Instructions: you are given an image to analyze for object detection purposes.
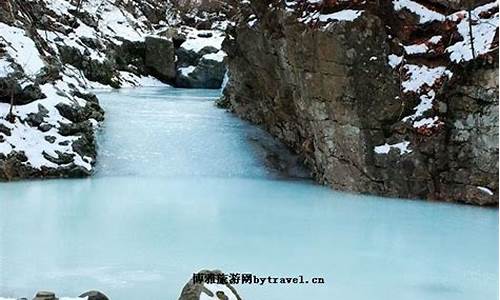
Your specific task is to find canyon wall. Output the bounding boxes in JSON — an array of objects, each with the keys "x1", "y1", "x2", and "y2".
[{"x1": 222, "y1": 0, "x2": 499, "y2": 205}]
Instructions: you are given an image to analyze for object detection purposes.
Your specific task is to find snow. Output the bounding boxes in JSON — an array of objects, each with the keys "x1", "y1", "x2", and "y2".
[
  {"x1": 412, "y1": 116, "x2": 440, "y2": 128},
  {"x1": 0, "y1": 58, "x2": 14, "y2": 77},
  {"x1": 393, "y1": 0, "x2": 445, "y2": 24},
  {"x1": 403, "y1": 90, "x2": 435, "y2": 122},
  {"x1": 200, "y1": 284, "x2": 238, "y2": 300},
  {"x1": 0, "y1": 0, "x2": 197, "y2": 175},
  {"x1": 202, "y1": 51, "x2": 226, "y2": 62},
  {"x1": 404, "y1": 43, "x2": 429, "y2": 55},
  {"x1": 180, "y1": 29, "x2": 225, "y2": 52},
  {"x1": 0, "y1": 80, "x2": 99, "y2": 171},
  {"x1": 374, "y1": 141, "x2": 412, "y2": 155},
  {"x1": 179, "y1": 66, "x2": 196, "y2": 76},
  {"x1": 399, "y1": 64, "x2": 452, "y2": 128},
  {"x1": 391, "y1": 3, "x2": 498, "y2": 131},
  {"x1": 318, "y1": 10, "x2": 364, "y2": 22},
  {"x1": 395, "y1": 1, "x2": 498, "y2": 62},
  {"x1": 39, "y1": 29, "x2": 107, "y2": 63},
  {"x1": 117, "y1": 71, "x2": 169, "y2": 88},
  {"x1": 477, "y1": 186, "x2": 494, "y2": 195},
  {"x1": 428, "y1": 35, "x2": 442, "y2": 44},
  {"x1": 446, "y1": 2, "x2": 499, "y2": 62},
  {"x1": 388, "y1": 54, "x2": 403, "y2": 68},
  {"x1": 0, "y1": 22, "x2": 45, "y2": 75},
  {"x1": 402, "y1": 65, "x2": 452, "y2": 93},
  {"x1": 94, "y1": 1, "x2": 145, "y2": 42},
  {"x1": 248, "y1": 18, "x2": 258, "y2": 27}
]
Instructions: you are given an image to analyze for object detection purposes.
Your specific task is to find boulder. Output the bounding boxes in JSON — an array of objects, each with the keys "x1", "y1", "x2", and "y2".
[
  {"x1": 115, "y1": 40, "x2": 147, "y2": 74},
  {"x1": 33, "y1": 291, "x2": 57, "y2": 300},
  {"x1": 26, "y1": 104, "x2": 49, "y2": 127},
  {"x1": 178, "y1": 270, "x2": 243, "y2": 300},
  {"x1": 0, "y1": 79, "x2": 45, "y2": 106},
  {"x1": 79, "y1": 290, "x2": 109, "y2": 300},
  {"x1": 144, "y1": 36, "x2": 176, "y2": 82}
]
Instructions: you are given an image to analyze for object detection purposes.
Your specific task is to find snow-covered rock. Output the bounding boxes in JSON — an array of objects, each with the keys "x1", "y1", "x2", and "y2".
[
  {"x1": 175, "y1": 27, "x2": 227, "y2": 88},
  {"x1": 0, "y1": 0, "x2": 232, "y2": 180},
  {"x1": 222, "y1": 0, "x2": 499, "y2": 205},
  {"x1": 178, "y1": 270, "x2": 243, "y2": 300}
]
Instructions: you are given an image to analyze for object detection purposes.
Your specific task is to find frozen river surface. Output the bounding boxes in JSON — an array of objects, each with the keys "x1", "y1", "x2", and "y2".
[{"x1": 0, "y1": 87, "x2": 497, "y2": 300}]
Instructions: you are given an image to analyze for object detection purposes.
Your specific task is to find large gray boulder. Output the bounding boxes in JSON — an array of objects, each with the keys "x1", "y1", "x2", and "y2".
[
  {"x1": 145, "y1": 36, "x2": 176, "y2": 82},
  {"x1": 33, "y1": 291, "x2": 57, "y2": 300}
]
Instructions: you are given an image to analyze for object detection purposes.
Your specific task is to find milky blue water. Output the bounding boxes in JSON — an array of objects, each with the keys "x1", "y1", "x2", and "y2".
[{"x1": 0, "y1": 87, "x2": 498, "y2": 300}]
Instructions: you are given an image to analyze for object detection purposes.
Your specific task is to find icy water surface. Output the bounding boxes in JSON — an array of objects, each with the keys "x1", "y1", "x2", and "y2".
[{"x1": 0, "y1": 87, "x2": 498, "y2": 300}]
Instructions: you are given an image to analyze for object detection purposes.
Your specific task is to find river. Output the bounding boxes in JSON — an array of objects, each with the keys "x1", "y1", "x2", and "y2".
[{"x1": 0, "y1": 87, "x2": 497, "y2": 300}]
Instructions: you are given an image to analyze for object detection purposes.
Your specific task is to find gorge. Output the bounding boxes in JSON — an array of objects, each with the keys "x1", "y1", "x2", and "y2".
[
  {"x1": 0, "y1": 1, "x2": 499, "y2": 299},
  {"x1": 0, "y1": 87, "x2": 497, "y2": 300},
  {"x1": 0, "y1": 0, "x2": 497, "y2": 205}
]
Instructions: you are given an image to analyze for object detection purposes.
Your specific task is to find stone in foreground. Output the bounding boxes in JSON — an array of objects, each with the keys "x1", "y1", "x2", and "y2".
[{"x1": 179, "y1": 270, "x2": 242, "y2": 300}]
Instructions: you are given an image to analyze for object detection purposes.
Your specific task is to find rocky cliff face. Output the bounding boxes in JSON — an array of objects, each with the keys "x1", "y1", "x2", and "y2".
[{"x1": 222, "y1": 0, "x2": 499, "y2": 205}]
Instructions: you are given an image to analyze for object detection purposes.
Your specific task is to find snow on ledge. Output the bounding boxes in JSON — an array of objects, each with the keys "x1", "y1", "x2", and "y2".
[
  {"x1": 179, "y1": 66, "x2": 196, "y2": 77},
  {"x1": 202, "y1": 51, "x2": 226, "y2": 62},
  {"x1": 319, "y1": 10, "x2": 364, "y2": 22},
  {"x1": 392, "y1": 0, "x2": 445, "y2": 24},
  {"x1": 117, "y1": 71, "x2": 169, "y2": 88},
  {"x1": 477, "y1": 186, "x2": 494, "y2": 196},
  {"x1": 374, "y1": 141, "x2": 412, "y2": 155},
  {"x1": 402, "y1": 65, "x2": 452, "y2": 93},
  {"x1": 446, "y1": 2, "x2": 499, "y2": 62},
  {"x1": 180, "y1": 28, "x2": 225, "y2": 53}
]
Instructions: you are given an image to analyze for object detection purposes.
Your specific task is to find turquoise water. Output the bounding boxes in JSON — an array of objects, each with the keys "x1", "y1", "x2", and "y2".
[{"x1": 0, "y1": 87, "x2": 498, "y2": 300}]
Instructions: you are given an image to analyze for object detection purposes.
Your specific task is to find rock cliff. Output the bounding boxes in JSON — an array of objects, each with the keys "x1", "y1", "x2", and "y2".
[{"x1": 222, "y1": 0, "x2": 499, "y2": 205}]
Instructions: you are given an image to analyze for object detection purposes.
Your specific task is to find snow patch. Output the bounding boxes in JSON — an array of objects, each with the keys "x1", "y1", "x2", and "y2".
[
  {"x1": 446, "y1": 3, "x2": 499, "y2": 62},
  {"x1": 393, "y1": 0, "x2": 445, "y2": 24},
  {"x1": 375, "y1": 141, "x2": 412, "y2": 155},
  {"x1": 477, "y1": 186, "x2": 494, "y2": 195},
  {"x1": 319, "y1": 10, "x2": 364, "y2": 22},
  {"x1": 0, "y1": 22, "x2": 45, "y2": 75}
]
